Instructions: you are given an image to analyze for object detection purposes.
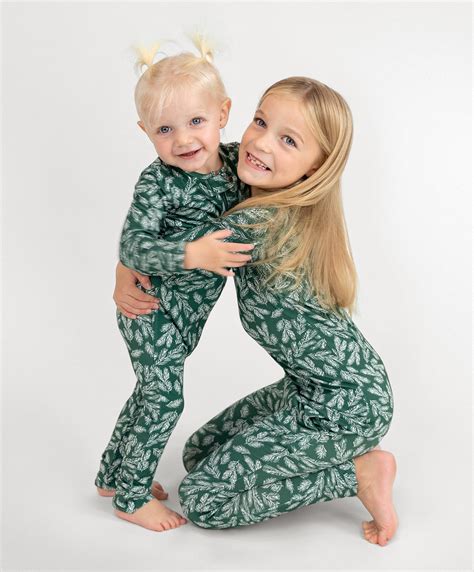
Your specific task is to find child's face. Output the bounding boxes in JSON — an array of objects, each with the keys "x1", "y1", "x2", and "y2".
[
  {"x1": 237, "y1": 94, "x2": 323, "y2": 192},
  {"x1": 139, "y1": 89, "x2": 231, "y2": 174}
]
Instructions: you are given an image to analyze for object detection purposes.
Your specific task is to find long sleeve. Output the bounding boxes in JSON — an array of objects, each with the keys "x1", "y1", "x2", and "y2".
[{"x1": 119, "y1": 166, "x2": 187, "y2": 275}]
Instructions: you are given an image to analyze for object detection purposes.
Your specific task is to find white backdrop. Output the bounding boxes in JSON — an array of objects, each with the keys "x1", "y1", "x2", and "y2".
[{"x1": 2, "y1": 1, "x2": 472, "y2": 570}]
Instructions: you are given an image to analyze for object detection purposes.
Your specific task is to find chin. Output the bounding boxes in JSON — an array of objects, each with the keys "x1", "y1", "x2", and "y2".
[{"x1": 237, "y1": 166, "x2": 263, "y2": 186}]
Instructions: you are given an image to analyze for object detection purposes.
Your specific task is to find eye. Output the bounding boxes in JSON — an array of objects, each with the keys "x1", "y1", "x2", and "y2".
[
  {"x1": 191, "y1": 117, "x2": 204, "y2": 125},
  {"x1": 254, "y1": 117, "x2": 266, "y2": 127},
  {"x1": 283, "y1": 135, "x2": 297, "y2": 148},
  {"x1": 158, "y1": 126, "x2": 171, "y2": 134}
]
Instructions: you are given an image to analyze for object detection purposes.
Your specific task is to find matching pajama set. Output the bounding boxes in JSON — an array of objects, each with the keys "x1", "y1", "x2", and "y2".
[
  {"x1": 172, "y1": 206, "x2": 394, "y2": 529},
  {"x1": 94, "y1": 142, "x2": 248, "y2": 513}
]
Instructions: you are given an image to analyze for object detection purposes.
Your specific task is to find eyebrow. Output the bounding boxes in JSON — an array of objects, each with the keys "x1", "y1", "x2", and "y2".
[{"x1": 255, "y1": 108, "x2": 305, "y2": 144}]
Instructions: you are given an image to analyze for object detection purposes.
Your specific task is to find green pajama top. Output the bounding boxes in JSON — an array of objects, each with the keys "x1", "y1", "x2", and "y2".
[
  {"x1": 119, "y1": 142, "x2": 246, "y2": 276},
  {"x1": 95, "y1": 142, "x2": 249, "y2": 513},
  {"x1": 170, "y1": 206, "x2": 394, "y2": 528}
]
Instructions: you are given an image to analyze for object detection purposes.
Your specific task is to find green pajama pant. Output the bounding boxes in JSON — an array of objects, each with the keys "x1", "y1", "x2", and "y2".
[
  {"x1": 172, "y1": 206, "x2": 394, "y2": 529},
  {"x1": 178, "y1": 375, "x2": 388, "y2": 529},
  {"x1": 95, "y1": 271, "x2": 225, "y2": 513}
]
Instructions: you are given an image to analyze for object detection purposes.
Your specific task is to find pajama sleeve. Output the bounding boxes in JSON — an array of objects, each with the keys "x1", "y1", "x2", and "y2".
[{"x1": 119, "y1": 166, "x2": 187, "y2": 275}]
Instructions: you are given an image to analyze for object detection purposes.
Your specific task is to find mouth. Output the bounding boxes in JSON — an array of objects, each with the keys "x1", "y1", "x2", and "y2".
[
  {"x1": 177, "y1": 148, "x2": 202, "y2": 159},
  {"x1": 246, "y1": 152, "x2": 271, "y2": 172}
]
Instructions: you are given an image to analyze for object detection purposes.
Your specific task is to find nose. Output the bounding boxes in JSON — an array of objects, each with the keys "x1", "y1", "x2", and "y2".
[
  {"x1": 174, "y1": 128, "x2": 193, "y2": 147},
  {"x1": 254, "y1": 132, "x2": 271, "y2": 154}
]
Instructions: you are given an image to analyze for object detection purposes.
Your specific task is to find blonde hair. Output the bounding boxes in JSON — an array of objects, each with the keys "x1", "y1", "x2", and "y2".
[
  {"x1": 133, "y1": 34, "x2": 228, "y2": 125},
  {"x1": 230, "y1": 77, "x2": 358, "y2": 314}
]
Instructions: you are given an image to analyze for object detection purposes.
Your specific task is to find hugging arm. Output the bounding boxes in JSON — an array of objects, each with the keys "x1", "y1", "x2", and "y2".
[
  {"x1": 115, "y1": 207, "x2": 265, "y2": 317},
  {"x1": 119, "y1": 166, "x2": 187, "y2": 275}
]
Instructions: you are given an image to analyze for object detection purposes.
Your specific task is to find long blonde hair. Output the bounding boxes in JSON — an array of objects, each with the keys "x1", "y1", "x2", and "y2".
[
  {"x1": 133, "y1": 34, "x2": 228, "y2": 125},
  {"x1": 230, "y1": 77, "x2": 358, "y2": 314}
]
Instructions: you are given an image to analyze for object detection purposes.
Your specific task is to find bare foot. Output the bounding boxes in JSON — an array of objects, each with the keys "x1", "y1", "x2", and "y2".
[
  {"x1": 114, "y1": 498, "x2": 187, "y2": 532},
  {"x1": 354, "y1": 449, "x2": 398, "y2": 546},
  {"x1": 96, "y1": 481, "x2": 168, "y2": 501}
]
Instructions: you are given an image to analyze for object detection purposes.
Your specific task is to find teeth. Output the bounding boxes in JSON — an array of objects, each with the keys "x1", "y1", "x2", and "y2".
[{"x1": 248, "y1": 153, "x2": 268, "y2": 170}]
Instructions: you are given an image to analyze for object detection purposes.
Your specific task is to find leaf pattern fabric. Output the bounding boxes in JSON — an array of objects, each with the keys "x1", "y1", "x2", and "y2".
[
  {"x1": 175, "y1": 206, "x2": 394, "y2": 528},
  {"x1": 94, "y1": 142, "x2": 249, "y2": 513}
]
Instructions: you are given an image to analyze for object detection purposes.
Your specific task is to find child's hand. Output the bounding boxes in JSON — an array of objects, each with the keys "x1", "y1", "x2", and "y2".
[
  {"x1": 114, "y1": 261, "x2": 160, "y2": 319},
  {"x1": 183, "y1": 229, "x2": 255, "y2": 277}
]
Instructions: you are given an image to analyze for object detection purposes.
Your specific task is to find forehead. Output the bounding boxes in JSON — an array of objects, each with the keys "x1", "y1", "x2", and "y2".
[
  {"x1": 147, "y1": 86, "x2": 220, "y2": 125},
  {"x1": 259, "y1": 94, "x2": 311, "y2": 134}
]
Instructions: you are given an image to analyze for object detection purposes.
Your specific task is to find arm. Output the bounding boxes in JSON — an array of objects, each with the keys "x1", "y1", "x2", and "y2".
[
  {"x1": 119, "y1": 165, "x2": 186, "y2": 275},
  {"x1": 183, "y1": 207, "x2": 268, "y2": 275}
]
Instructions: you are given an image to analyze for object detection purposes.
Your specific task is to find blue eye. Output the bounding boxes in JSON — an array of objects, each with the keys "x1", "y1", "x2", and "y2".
[
  {"x1": 254, "y1": 117, "x2": 266, "y2": 127},
  {"x1": 191, "y1": 117, "x2": 203, "y2": 125},
  {"x1": 283, "y1": 135, "x2": 296, "y2": 147},
  {"x1": 158, "y1": 126, "x2": 171, "y2": 134}
]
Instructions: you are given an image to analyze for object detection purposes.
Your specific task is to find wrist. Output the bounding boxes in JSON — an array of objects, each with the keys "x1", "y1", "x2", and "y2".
[{"x1": 183, "y1": 242, "x2": 197, "y2": 270}]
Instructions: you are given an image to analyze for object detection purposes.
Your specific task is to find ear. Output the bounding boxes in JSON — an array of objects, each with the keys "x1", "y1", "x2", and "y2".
[
  {"x1": 219, "y1": 98, "x2": 232, "y2": 128},
  {"x1": 305, "y1": 153, "x2": 325, "y2": 178},
  {"x1": 137, "y1": 120, "x2": 146, "y2": 133}
]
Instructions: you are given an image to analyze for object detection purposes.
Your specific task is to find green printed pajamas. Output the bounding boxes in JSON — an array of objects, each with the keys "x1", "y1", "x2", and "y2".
[
  {"x1": 176, "y1": 207, "x2": 394, "y2": 528},
  {"x1": 95, "y1": 143, "x2": 248, "y2": 513}
]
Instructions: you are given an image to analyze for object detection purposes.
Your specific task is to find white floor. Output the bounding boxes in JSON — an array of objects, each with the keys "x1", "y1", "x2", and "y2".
[{"x1": 2, "y1": 402, "x2": 472, "y2": 571}]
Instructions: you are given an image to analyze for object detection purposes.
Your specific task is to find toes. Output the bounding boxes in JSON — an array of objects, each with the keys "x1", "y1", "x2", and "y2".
[
  {"x1": 362, "y1": 521, "x2": 379, "y2": 544},
  {"x1": 151, "y1": 483, "x2": 168, "y2": 500}
]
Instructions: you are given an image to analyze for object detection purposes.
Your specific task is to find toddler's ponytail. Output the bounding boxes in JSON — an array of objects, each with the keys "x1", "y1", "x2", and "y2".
[
  {"x1": 134, "y1": 42, "x2": 162, "y2": 75},
  {"x1": 190, "y1": 32, "x2": 215, "y2": 63}
]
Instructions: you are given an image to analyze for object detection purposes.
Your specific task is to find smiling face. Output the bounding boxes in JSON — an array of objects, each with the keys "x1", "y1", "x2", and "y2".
[
  {"x1": 237, "y1": 94, "x2": 324, "y2": 193},
  {"x1": 139, "y1": 87, "x2": 231, "y2": 174}
]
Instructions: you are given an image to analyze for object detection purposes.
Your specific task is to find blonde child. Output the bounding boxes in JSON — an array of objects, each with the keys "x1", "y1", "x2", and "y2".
[
  {"x1": 115, "y1": 77, "x2": 398, "y2": 545},
  {"x1": 94, "y1": 36, "x2": 252, "y2": 532}
]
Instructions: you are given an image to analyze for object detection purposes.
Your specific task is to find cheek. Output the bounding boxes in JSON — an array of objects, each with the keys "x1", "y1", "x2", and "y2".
[
  {"x1": 240, "y1": 127, "x2": 253, "y2": 148},
  {"x1": 153, "y1": 138, "x2": 172, "y2": 155}
]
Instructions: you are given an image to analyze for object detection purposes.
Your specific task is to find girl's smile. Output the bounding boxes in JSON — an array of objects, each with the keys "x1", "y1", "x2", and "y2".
[
  {"x1": 237, "y1": 93, "x2": 324, "y2": 191},
  {"x1": 245, "y1": 151, "x2": 271, "y2": 171},
  {"x1": 178, "y1": 148, "x2": 203, "y2": 159}
]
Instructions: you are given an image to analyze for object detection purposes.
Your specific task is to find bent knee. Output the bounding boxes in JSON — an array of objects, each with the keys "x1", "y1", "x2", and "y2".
[{"x1": 178, "y1": 475, "x2": 227, "y2": 529}]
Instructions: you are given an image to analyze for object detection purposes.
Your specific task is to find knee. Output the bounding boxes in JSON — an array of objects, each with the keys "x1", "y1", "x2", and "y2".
[{"x1": 178, "y1": 475, "x2": 211, "y2": 529}]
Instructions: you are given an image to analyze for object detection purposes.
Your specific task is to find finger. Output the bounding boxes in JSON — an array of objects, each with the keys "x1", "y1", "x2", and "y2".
[
  {"x1": 116, "y1": 305, "x2": 137, "y2": 319},
  {"x1": 226, "y1": 254, "x2": 252, "y2": 264},
  {"x1": 127, "y1": 290, "x2": 160, "y2": 303},
  {"x1": 223, "y1": 242, "x2": 255, "y2": 252},
  {"x1": 224, "y1": 261, "x2": 248, "y2": 268},
  {"x1": 209, "y1": 229, "x2": 233, "y2": 239},
  {"x1": 120, "y1": 301, "x2": 154, "y2": 315},
  {"x1": 124, "y1": 295, "x2": 159, "y2": 310},
  {"x1": 216, "y1": 269, "x2": 235, "y2": 277},
  {"x1": 136, "y1": 275, "x2": 152, "y2": 290}
]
